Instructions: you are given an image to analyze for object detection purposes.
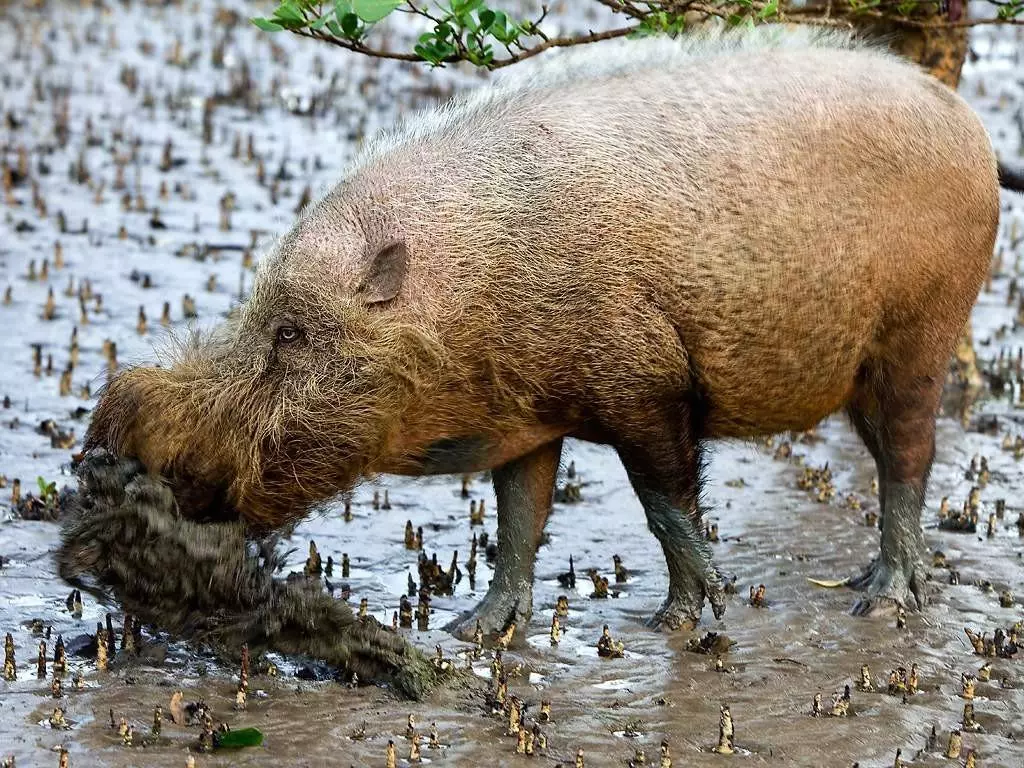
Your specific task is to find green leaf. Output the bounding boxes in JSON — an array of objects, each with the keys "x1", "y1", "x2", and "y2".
[
  {"x1": 489, "y1": 11, "x2": 523, "y2": 44},
  {"x1": 997, "y1": 0, "x2": 1023, "y2": 17},
  {"x1": 352, "y1": 0, "x2": 402, "y2": 23},
  {"x1": 414, "y1": 42, "x2": 444, "y2": 64},
  {"x1": 460, "y1": 13, "x2": 479, "y2": 33},
  {"x1": 334, "y1": 0, "x2": 353, "y2": 15},
  {"x1": 757, "y1": 0, "x2": 779, "y2": 20},
  {"x1": 35, "y1": 476, "x2": 56, "y2": 503},
  {"x1": 465, "y1": 33, "x2": 493, "y2": 65},
  {"x1": 341, "y1": 12, "x2": 360, "y2": 35},
  {"x1": 272, "y1": 1, "x2": 307, "y2": 26},
  {"x1": 414, "y1": 34, "x2": 456, "y2": 64},
  {"x1": 478, "y1": 8, "x2": 495, "y2": 30},
  {"x1": 250, "y1": 16, "x2": 284, "y2": 31},
  {"x1": 214, "y1": 727, "x2": 265, "y2": 749},
  {"x1": 326, "y1": 17, "x2": 344, "y2": 35}
]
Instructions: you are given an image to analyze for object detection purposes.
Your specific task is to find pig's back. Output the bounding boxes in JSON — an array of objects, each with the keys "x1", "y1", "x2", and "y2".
[
  {"x1": 347, "y1": 30, "x2": 998, "y2": 436},
  {"x1": 454, "y1": 41, "x2": 998, "y2": 434}
]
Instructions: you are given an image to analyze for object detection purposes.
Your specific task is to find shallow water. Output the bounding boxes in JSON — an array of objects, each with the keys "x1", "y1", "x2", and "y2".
[{"x1": 1, "y1": 2, "x2": 1024, "y2": 766}]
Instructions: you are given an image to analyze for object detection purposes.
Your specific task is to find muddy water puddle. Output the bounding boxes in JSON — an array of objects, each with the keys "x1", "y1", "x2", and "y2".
[
  {"x1": 2, "y1": 1, "x2": 1024, "y2": 766},
  {"x1": 6, "y1": 428, "x2": 1024, "y2": 768}
]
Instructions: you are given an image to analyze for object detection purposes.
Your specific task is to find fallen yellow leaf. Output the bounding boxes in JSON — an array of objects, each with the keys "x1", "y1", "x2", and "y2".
[{"x1": 806, "y1": 577, "x2": 850, "y2": 588}]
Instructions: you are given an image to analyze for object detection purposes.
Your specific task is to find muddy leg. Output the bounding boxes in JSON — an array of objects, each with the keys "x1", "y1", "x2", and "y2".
[
  {"x1": 447, "y1": 439, "x2": 562, "y2": 642},
  {"x1": 849, "y1": 367, "x2": 937, "y2": 615},
  {"x1": 846, "y1": 381, "x2": 888, "y2": 522},
  {"x1": 617, "y1": 428, "x2": 725, "y2": 631}
]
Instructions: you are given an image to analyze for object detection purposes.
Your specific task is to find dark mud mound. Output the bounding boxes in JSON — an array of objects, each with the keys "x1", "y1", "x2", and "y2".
[{"x1": 54, "y1": 451, "x2": 443, "y2": 700}]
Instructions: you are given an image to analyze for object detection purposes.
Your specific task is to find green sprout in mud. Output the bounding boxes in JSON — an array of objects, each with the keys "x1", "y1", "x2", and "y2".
[
  {"x1": 36, "y1": 476, "x2": 58, "y2": 507},
  {"x1": 252, "y1": 0, "x2": 1024, "y2": 70}
]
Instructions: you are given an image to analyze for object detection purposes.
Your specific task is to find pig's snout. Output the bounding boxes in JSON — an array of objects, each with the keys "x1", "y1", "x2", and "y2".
[
  {"x1": 83, "y1": 368, "x2": 145, "y2": 460},
  {"x1": 84, "y1": 367, "x2": 244, "y2": 523}
]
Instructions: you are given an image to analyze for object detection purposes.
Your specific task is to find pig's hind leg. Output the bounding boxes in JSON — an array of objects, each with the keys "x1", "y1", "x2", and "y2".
[
  {"x1": 445, "y1": 439, "x2": 563, "y2": 643},
  {"x1": 847, "y1": 359, "x2": 937, "y2": 615},
  {"x1": 616, "y1": 412, "x2": 726, "y2": 630},
  {"x1": 845, "y1": 378, "x2": 887, "y2": 526}
]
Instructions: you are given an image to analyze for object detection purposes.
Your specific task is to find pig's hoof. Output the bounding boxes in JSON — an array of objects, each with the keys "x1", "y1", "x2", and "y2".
[
  {"x1": 445, "y1": 592, "x2": 531, "y2": 646},
  {"x1": 848, "y1": 558, "x2": 928, "y2": 616},
  {"x1": 646, "y1": 563, "x2": 728, "y2": 630},
  {"x1": 645, "y1": 600, "x2": 699, "y2": 631}
]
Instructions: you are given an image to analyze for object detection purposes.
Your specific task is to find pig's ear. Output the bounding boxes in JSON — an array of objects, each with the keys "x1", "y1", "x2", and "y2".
[{"x1": 356, "y1": 241, "x2": 409, "y2": 305}]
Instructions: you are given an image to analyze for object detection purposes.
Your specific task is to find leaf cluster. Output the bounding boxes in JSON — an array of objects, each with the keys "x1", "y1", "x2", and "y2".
[{"x1": 251, "y1": 0, "x2": 1024, "y2": 69}]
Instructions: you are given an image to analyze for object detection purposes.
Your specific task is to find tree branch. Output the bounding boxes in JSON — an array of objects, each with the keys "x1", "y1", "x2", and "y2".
[
  {"x1": 297, "y1": 24, "x2": 641, "y2": 69},
  {"x1": 594, "y1": 0, "x2": 649, "y2": 19},
  {"x1": 264, "y1": 0, "x2": 1024, "y2": 70}
]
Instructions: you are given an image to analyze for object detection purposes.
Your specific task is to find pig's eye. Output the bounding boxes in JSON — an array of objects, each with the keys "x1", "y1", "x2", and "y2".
[{"x1": 276, "y1": 325, "x2": 302, "y2": 345}]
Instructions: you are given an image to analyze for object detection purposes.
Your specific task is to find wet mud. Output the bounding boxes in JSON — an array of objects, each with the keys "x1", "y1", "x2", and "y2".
[{"x1": 1, "y1": 2, "x2": 1024, "y2": 766}]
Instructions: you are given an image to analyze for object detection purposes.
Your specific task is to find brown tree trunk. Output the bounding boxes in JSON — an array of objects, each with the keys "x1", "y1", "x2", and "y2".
[
  {"x1": 781, "y1": 4, "x2": 970, "y2": 84},
  {"x1": 886, "y1": 24, "x2": 970, "y2": 88}
]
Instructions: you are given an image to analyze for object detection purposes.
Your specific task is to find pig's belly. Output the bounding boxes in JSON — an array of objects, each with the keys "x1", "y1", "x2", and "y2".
[
  {"x1": 701, "y1": 369, "x2": 859, "y2": 439},
  {"x1": 683, "y1": 292, "x2": 874, "y2": 439}
]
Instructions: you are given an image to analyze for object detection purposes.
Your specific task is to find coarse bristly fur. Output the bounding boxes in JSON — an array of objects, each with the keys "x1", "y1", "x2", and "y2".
[
  {"x1": 83, "y1": 22, "x2": 1000, "y2": 632},
  {"x1": 351, "y1": 24, "x2": 884, "y2": 171},
  {"x1": 57, "y1": 452, "x2": 446, "y2": 700}
]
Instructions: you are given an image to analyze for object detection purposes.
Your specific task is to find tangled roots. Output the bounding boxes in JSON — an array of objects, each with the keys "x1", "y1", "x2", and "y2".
[{"x1": 55, "y1": 451, "x2": 446, "y2": 700}]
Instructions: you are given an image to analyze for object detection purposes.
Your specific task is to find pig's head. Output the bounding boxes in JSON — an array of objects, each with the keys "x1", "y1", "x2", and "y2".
[{"x1": 85, "y1": 193, "x2": 449, "y2": 531}]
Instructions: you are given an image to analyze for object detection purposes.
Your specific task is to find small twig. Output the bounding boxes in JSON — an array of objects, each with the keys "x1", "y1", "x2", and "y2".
[
  {"x1": 787, "y1": 6, "x2": 1024, "y2": 26},
  {"x1": 295, "y1": 29, "x2": 423, "y2": 62},
  {"x1": 405, "y1": 0, "x2": 444, "y2": 25},
  {"x1": 688, "y1": 2, "x2": 741, "y2": 20},
  {"x1": 595, "y1": 0, "x2": 649, "y2": 19},
  {"x1": 878, "y1": 13, "x2": 1024, "y2": 26},
  {"x1": 527, "y1": 5, "x2": 552, "y2": 41},
  {"x1": 488, "y1": 26, "x2": 640, "y2": 67}
]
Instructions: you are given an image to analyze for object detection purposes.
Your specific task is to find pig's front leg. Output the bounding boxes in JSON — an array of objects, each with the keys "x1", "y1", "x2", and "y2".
[
  {"x1": 446, "y1": 439, "x2": 562, "y2": 644},
  {"x1": 618, "y1": 440, "x2": 726, "y2": 630}
]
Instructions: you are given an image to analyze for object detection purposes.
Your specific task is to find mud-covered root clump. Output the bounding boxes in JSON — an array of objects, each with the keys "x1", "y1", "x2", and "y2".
[{"x1": 54, "y1": 451, "x2": 448, "y2": 700}]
